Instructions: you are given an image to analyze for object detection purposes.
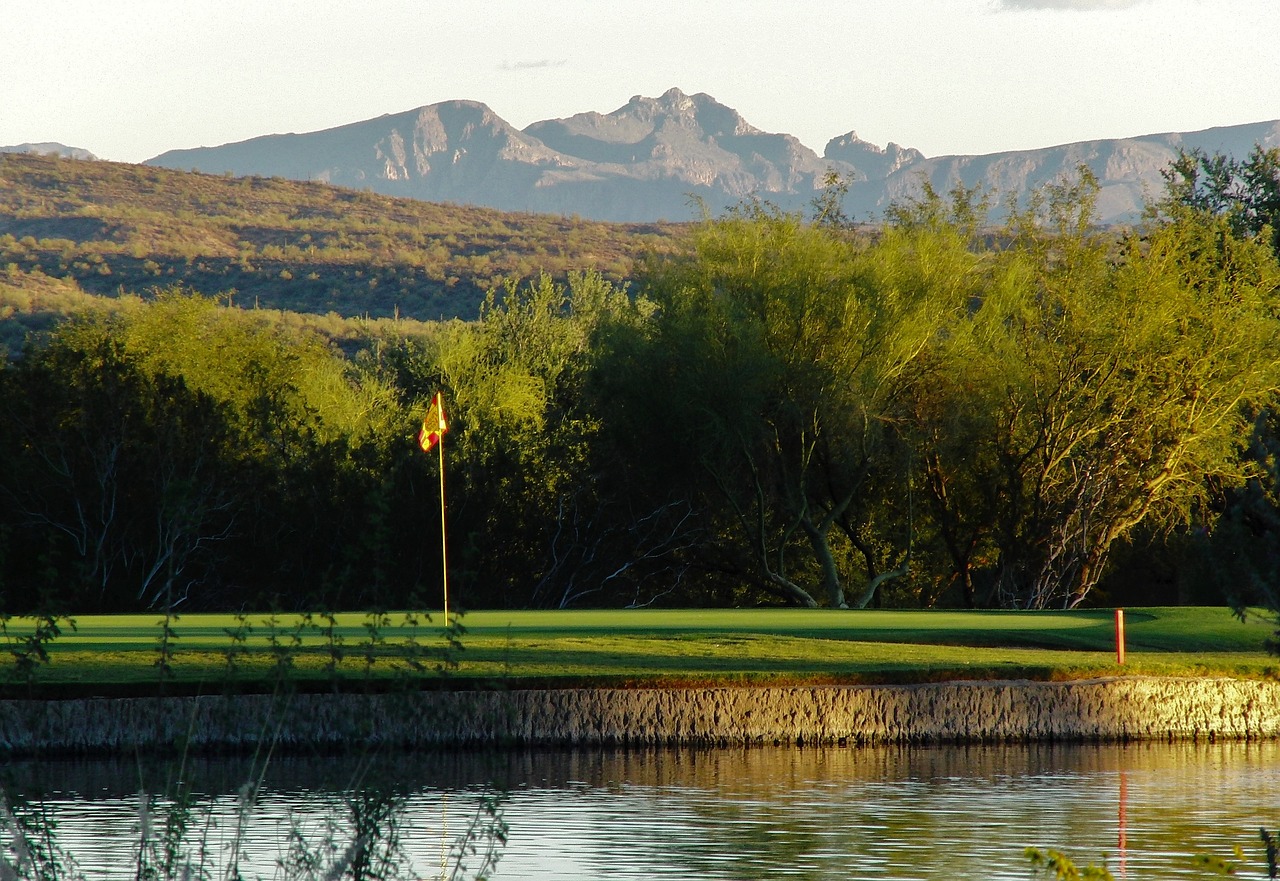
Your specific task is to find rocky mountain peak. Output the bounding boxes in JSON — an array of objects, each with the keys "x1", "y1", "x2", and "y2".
[
  {"x1": 655, "y1": 86, "x2": 697, "y2": 114},
  {"x1": 405, "y1": 99, "x2": 533, "y2": 154},
  {"x1": 139, "y1": 90, "x2": 1280, "y2": 225},
  {"x1": 824, "y1": 132, "x2": 924, "y2": 181},
  {"x1": 606, "y1": 88, "x2": 760, "y2": 140}
]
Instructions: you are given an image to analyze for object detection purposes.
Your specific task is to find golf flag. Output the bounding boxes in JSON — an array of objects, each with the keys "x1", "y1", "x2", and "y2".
[{"x1": 418, "y1": 392, "x2": 448, "y2": 453}]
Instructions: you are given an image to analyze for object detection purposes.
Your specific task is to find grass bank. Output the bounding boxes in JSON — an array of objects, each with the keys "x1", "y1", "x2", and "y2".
[{"x1": 2, "y1": 606, "x2": 1276, "y2": 696}]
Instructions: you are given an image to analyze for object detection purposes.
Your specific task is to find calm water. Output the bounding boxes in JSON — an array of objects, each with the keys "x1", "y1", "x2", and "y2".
[{"x1": 3, "y1": 741, "x2": 1278, "y2": 879}]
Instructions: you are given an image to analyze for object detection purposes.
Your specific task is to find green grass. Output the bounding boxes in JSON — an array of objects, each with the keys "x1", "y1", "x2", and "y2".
[{"x1": 2, "y1": 607, "x2": 1277, "y2": 695}]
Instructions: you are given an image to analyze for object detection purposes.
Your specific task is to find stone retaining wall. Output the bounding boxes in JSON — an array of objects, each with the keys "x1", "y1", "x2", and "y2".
[{"x1": 2, "y1": 677, "x2": 1278, "y2": 756}]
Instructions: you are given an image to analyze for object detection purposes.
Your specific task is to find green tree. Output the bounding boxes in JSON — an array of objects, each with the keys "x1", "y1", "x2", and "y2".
[
  {"x1": 1159, "y1": 145, "x2": 1280, "y2": 638},
  {"x1": 632, "y1": 204, "x2": 952, "y2": 608},
  {"x1": 377, "y1": 271, "x2": 658, "y2": 608},
  {"x1": 0, "y1": 290, "x2": 418, "y2": 612},
  {"x1": 1160, "y1": 144, "x2": 1280, "y2": 253},
  {"x1": 910, "y1": 177, "x2": 1280, "y2": 608},
  {"x1": 0, "y1": 328, "x2": 237, "y2": 610}
]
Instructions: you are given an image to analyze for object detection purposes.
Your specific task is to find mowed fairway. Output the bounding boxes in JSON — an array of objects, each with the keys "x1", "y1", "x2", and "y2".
[{"x1": 4, "y1": 606, "x2": 1277, "y2": 693}]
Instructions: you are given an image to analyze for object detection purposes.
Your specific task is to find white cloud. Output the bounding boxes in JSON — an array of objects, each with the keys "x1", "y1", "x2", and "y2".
[
  {"x1": 994, "y1": 0, "x2": 1151, "y2": 10},
  {"x1": 500, "y1": 59, "x2": 568, "y2": 71}
]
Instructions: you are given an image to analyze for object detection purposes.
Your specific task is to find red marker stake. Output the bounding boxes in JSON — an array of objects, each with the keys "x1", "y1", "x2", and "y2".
[{"x1": 1115, "y1": 609, "x2": 1126, "y2": 666}]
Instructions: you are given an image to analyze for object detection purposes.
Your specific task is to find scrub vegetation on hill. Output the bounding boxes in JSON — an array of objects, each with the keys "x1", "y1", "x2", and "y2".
[{"x1": 0, "y1": 150, "x2": 685, "y2": 342}]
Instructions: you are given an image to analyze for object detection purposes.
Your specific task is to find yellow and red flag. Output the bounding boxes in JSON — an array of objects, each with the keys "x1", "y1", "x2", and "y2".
[{"x1": 418, "y1": 392, "x2": 448, "y2": 453}]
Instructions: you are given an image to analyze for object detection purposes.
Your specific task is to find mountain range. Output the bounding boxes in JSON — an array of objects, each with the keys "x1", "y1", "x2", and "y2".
[
  {"x1": 1, "y1": 142, "x2": 99, "y2": 161},
  {"x1": 16, "y1": 89, "x2": 1280, "y2": 224}
]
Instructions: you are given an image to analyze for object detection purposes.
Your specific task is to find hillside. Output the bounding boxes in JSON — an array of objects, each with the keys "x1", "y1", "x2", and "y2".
[
  {"x1": 0, "y1": 151, "x2": 685, "y2": 348},
  {"x1": 145, "y1": 87, "x2": 1280, "y2": 224}
]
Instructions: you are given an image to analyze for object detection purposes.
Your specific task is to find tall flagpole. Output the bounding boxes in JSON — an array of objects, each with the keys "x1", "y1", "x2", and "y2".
[
  {"x1": 419, "y1": 391, "x2": 451, "y2": 626},
  {"x1": 438, "y1": 425, "x2": 450, "y2": 623}
]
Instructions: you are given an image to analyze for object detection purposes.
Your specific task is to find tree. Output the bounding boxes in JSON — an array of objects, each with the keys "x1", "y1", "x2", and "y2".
[
  {"x1": 883, "y1": 184, "x2": 1008, "y2": 607},
  {"x1": 0, "y1": 290, "x2": 419, "y2": 613},
  {"x1": 382, "y1": 271, "x2": 672, "y2": 608},
  {"x1": 909, "y1": 177, "x2": 1280, "y2": 608},
  {"x1": 1160, "y1": 144, "x2": 1280, "y2": 253},
  {"x1": 0, "y1": 328, "x2": 237, "y2": 610},
  {"x1": 631, "y1": 203, "x2": 955, "y2": 608},
  {"x1": 1160, "y1": 147, "x2": 1280, "y2": 639}
]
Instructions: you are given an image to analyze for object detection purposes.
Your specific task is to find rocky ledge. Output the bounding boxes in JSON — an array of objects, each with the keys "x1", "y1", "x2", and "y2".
[{"x1": 2, "y1": 677, "x2": 1278, "y2": 756}]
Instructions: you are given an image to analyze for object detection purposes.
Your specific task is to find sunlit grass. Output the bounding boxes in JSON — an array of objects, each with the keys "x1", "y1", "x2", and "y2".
[{"x1": 2, "y1": 606, "x2": 1276, "y2": 694}]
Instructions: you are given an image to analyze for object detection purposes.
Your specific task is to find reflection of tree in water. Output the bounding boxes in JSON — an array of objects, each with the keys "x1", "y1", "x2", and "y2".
[
  {"x1": 496, "y1": 743, "x2": 1280, "y2": 880},
  {"x1": 4, "y1": 743, "x2": 1280, "y2": 879},
  {"x1": 0, "y1": 752, "x2": 507, "y2": 880}
]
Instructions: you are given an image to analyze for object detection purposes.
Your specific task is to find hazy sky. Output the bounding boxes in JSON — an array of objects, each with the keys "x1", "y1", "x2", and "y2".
[{"x1": 4, "y1": 0, "x2": 1278, "y2": 164}]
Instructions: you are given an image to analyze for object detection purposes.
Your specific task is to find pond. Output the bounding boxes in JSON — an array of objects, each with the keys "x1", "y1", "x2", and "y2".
[{"x1": 2, "y1": 740, "x2": 1278, "y2": 879}]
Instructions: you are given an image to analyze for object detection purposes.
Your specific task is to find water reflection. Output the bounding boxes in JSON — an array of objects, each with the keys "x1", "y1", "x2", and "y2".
[{"x1": 4, "y1": 741, "x2": 1278, "y2": 879}]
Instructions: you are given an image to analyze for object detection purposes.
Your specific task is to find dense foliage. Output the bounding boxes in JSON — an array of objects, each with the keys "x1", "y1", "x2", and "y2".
[
  {"x1": 1160, "y1": 144, "x2": 1280, "y2": 252},
  {"x1": 0, "y1": 292, "x2": 421, "y2": 612},
  {"x1": 1158, "y1": 145, "x2": 1280, "y2": 641},
  {"x1": 614, "y1": 181, "x2": 1280, "y2": 609},
  {"x1": 3, "y1": 157, "x2": 1280, "y2": 615}
]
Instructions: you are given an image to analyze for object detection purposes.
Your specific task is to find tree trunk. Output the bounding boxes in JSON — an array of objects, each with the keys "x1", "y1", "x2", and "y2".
[
  {"x1": 764, "y1": 572, "x2": 820, "y2": 608},
  {"x1": 800, "y1": 517, "x2": 847, "y2": 609}
]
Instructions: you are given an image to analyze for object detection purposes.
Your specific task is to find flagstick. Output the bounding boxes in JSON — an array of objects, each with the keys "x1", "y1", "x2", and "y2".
[{"x1": 438, "y1": 432, "x2": 450, "y2": 625}]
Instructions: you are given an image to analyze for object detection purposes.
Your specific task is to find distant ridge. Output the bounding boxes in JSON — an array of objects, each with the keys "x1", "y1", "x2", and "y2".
[
  {"x1": 2, "y1": 142, "x2": 98, "y2": 161},
  {"x1": 887, "y1": 120, "x2": 1280, "y2": 224},
  {"x1": 145, "y1": 90, "x2": 1280, "y2": 224}
]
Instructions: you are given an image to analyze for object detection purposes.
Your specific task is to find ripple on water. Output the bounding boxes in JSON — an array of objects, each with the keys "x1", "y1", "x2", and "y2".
[{"x1": 6, "y1": 741, "x2": 1279, "y2": 880}]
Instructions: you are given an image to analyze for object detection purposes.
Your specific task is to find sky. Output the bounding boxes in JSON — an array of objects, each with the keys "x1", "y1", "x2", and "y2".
[{"x1": 3, "y1": 0, "x2": 1279, "y2": 165}]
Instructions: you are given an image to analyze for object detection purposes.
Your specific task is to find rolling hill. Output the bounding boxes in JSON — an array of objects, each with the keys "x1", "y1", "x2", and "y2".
[{"x1": 0, "y1": 151, "x2": 686, "y2": 352}]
